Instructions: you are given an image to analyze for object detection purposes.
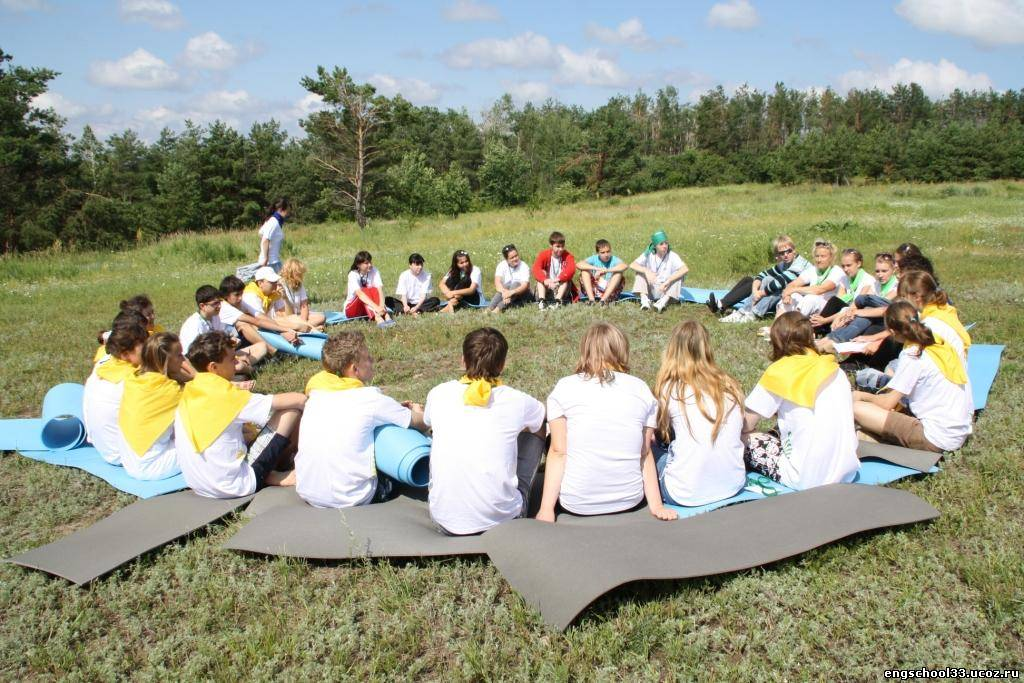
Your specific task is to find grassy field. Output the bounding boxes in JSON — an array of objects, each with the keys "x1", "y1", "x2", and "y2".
[{"x1": 1, "y1": 182, "x2": 1022, "y2": 679}]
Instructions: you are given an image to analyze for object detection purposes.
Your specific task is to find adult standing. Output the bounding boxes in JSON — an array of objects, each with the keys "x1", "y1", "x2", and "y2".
[{"x1": 257, "y1": 198, "x2": 290, "y2": 273}]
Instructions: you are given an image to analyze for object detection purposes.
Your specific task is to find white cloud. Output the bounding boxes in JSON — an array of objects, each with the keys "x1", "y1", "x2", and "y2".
[
  {"x1": 443, "y1": 31, "x2": 631, "y2": 87},
  {"x1": 118, "y1": 0, "x2": 183, "y2": 30},
  {"x1": 554, "y1": 46, "x2": 631, "y2": 87},
  {"x1": 192, "y1": 89, "x2": 256, "y2": 114},
  {"x1": 89, "y1": 48, "x2": 184, "y2": 90},
  {"x1": 182, "y1": 31, "x2": 241, "y2": 70},
  {"x1": 367, "y1": 74, "x2": 442, "y2": 104},
  {"x1": 443, "y1": 0, "x2": 500, "y2": 22},
  {"x1": 442, "y1": 31, "x2": 558, "y2": 69},
  {"x1": 586, "y1": 17, "x2": 658, "y2": 51},
  {"x1": 1, "y1": 0, "x2": 47, "y2": 11},
  {"x1": 506, "y1": 81, "x2": 551, "y2": 103},
  {"x1": 839, "y1": 57, "x2": 993, "y2": 97},
  {"x1": 896, "y1": 0, "x2": 1024, "y2": 46},
  {"x1": 291, "y1": 93, "x2": 326, "y2": 119},
  {"x1": 31, "y1": 92, "x2": 87, "y2": 118},
  {"x1": 707, "y1": 0, "x2": 760, "y2": 30}
]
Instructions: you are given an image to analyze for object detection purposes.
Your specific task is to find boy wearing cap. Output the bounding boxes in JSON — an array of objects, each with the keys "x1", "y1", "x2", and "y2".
[
  {"x1": 578, "y1": 239, "x2": 627, "y2": 304},
  {"x1": 630, "y1": 230, "x2": 688, "y2": 312},
  {"x1": 531, "y1": 231, "x2": 577, "y2": 309},
  {"x1": 218, "y1": 273, "x2": 299, "y2": 349}
]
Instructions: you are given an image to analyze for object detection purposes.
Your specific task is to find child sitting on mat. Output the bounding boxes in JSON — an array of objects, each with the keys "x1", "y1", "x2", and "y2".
[
  {"x1": 712, "y1": 234, "x2": 810, "y2": 321},
  {"x1": 278, "y1": 258, "x2": 327, "y2": 331},
  {"x1": 93, "y1": 294, "x2": 163, "y2": 363},
  {"x1": 117, "y1": 332, "x2": 188, "y2": 481},
  {"x1": 386, "y1": 253, "x2": 440, "y2": 315},
  {"x1": 852, "y1": 301, "x2": 972, "y2": 453},
  {"x1": 775, "y1": 239, "x2": 842, "y2": 319},
  {"x1": 426, "y1": 327, "x2": 546, "y2": 535},
  {"x1": 809, "y1": 248, "x2": 876, "y2": 336},
  {"x1": 439, "y1": 249, "x2": 484, "y2": 314},
  {"x1": 176, "y1": 331, "x2": 305, "y2": 498},
  {"x1": 489, "y1": 244, "x2": 534, "y2": 313},
  {"x1": 180, "y1": 285, "x2": 267, "y2": 372},
  {"x1": 345, "y1": 251, "x2": 395, "y2": 328},
  {"x1": 295, "y1": 331, "x2": 426, "y2": 508},
  {"x1": 532, "y1": 231, "x2": 577, "y2": 309},
  {"x1": 219, "y1": 275, "x2": 299, "y2": 351},
  {"x1": 653, "y1": 321, "x2": 747, "y2": 507},
  {"x1": 84, "y1": 311, "x2": 149, "y2": 466},
  {"x1": 742, "y1": 312, "x2": 859, "y2": 490},
  {"x1": 630, "y1": 230, "x2": 688, "y2": 312},
  {"x1": 817, "y1": 252, "x2": 899, "y2": 351},
  {"x1": 578, "y1": 239, "x2": 627, "y2": 304},
  {"x1": 537, "y1": 322, "x2": 677, "y2": 522}
]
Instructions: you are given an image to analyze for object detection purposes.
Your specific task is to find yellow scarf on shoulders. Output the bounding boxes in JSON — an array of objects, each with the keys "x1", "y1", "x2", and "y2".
[
  {"x1": 922, "y1": 303, "x2": 971, "y2": 351},
  {"x1": 459, "y1": 375, "x2": 504, "y2": 407},
  {"x1": 757, "y1": 351, "x2": 839, "y2": 409},
  {"x1": 178, "y1": 372, "x2": 252, "y2": 453},
  {"x1": 243, "y1": 281, "x2": 280, "y2": 314},
  {"x1": 95, "y1": 356, "x2": 137, "y2": 383},
  {"x1": 93, "y1": 344, "x2": 107, "y2": 364},
  {"x1": 916, "y1": 338, "x2": 968, "y2": 385},
  {"x1": 119, "y1": 372, "x2": 182, "y2": 455},
  {"x1": 305, "y1": 371, "x2": 364, "y2": 394}
]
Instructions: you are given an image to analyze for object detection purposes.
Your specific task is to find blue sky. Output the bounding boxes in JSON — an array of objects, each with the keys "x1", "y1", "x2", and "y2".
[{"x1": 3, "y1": 0, "x2": 1022, "y2": 140}]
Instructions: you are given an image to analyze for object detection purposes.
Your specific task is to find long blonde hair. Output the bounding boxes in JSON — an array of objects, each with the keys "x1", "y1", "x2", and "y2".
[
  {"x1": 654, "y1": 321, "x2": 743, "y2": 443},
  {"x1": 279, "y1": 258, "x2": 307, "y2": 290},
  {"x1": 575, "y1": 322, "x2": 629, "y2": 384}
]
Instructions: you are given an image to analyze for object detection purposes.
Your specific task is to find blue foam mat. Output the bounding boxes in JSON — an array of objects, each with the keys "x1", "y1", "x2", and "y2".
[
  {"x1": 666, "y1": 459, "x2": 937, "y2": 518},
  {"x1": 258, "y1": 331, "x2": 326, "y2": 360},
  {"x1": 968, "y1": 344, "x2": 1003, "y2": 411},
  {"x1": 679, "y1": 287, "x2": 729, "y2": 304},
  {"x1": 324, "y1": 311, "x2": 367, "y2": 325},
  {"x1": 17, "y1": 446, "x2": 187, "y2": 498}
]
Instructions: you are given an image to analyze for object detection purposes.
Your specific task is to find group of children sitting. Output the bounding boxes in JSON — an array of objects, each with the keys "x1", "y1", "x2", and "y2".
[{"x1": 80, "y1": 227, "x2": 974, "y2": 532}]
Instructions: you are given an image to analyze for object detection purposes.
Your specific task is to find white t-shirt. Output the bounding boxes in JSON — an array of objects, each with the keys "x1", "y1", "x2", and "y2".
[
  {"x1": 495, "y1": 260, "x2": 531, "y2": 290},
  {"x1": 426, "y1": 381, "x2": 545, "y2": 535},
  {"x1": 281, "y1": 283, "x2": 308, "y2": 314},
  {"x1": 258, "y1": 216, "x2": 284, "y2": 265},
  {"x1": 218, "y1": 301, "x2": 244, "y2": 327},
  {"x1": 547, "y1": 372, "x2": 657, "y2": 515},
  {"x1": 923, "y1": 316, "x2": 974, "y2": 414},
  {"x1": 633, "y1": 250, "x2": 685, "y2": 285},
  {"x1": 296, "y1": 387, "x2": 412, "y2": 508},
  {"x1": 83, "y1": 369, "x2": 126, "y2": 466},
  {"x1": 179, "y1": 312, "x2": 232, "y2": 353},
  {"x1": 840, "y1": 270, "x2": 877, "y2": 299},
  {"x1": 118, "y1": 424, "x2": 180, "y2": 481},
  {"x1": 660, "y1": 387, "x2": 747, "y2": 506},
  {"x1": 395, "y1": 270, "x2": 432, "y2": 305},
  {"x1": 888, "y1": 347, "x2": 972, "y2": 451},
  {"x1": 240, "y1": 289, "x2": 285, "y2": 318},
  {"x1": 744, "y1": 370, "x2": 859, "y2": 491},
  {"x1": 175, "y1": 392, "x2": 273, "y2": 498},
  {"x1": 346, "y1": 268, "x2": 384, "y2": 307},
  {"x1": 797, "y1": 264, "x2": 844, "y2": 295}
]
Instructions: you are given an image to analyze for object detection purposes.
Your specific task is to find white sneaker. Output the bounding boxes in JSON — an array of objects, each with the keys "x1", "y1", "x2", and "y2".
[
  {"x1": 720, "y1": 309, "x2": 744, "y2": 322},
  {"x1": 537, "y1": 301, "x2": 545, "y2": 311},
  {"x1": 654, "y1": 295, "x2": 671, "y2": 312},
  {"x1": 639, "y1": 295, "x2": 651, "y2": 311}
]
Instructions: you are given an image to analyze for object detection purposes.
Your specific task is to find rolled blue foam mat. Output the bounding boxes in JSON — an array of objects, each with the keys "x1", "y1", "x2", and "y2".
[
  {"x1": 0, "y1": 383, "x2": 87, "y2": 452},
  {"x1": 967, "y1": 344, "x2": 1003, "y2": 411},
  {"x1": 258, "y1": 331, "x2": 326, "y2": 361},
  {"x1": 373, "y1": 424, "x2": 431, "y2": 487}
]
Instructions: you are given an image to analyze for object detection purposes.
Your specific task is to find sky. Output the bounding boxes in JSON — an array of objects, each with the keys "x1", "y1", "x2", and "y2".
[{"x1": 3, "y1": 0, "x2": 1023, "y2": 141}]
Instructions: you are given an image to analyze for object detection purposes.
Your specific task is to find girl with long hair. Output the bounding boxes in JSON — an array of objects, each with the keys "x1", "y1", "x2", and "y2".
[
  {"x1": 438, "y1": 249, "x2": 484, "y2": 314},
  {"x1": 344, "y1": 251, "x2": 394, "y2": 327}
]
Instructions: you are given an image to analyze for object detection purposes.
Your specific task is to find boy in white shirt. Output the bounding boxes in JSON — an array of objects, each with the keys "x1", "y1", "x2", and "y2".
[
  {"x1": 385, "y1": 253, "x2": 440, "y2": 315},
  {"x1": 426, "y1": 328, "x2": 546, "y2": 535},
  {"x1": 175, "y1": 331, "x2": 306, "y2": 499},
  {"x1": 218, "y1": 275, "x2": 299, "y2": 351},
  {"x1": 631, "y1": 230, "x2": 688, "y2": 312},
  {"x1": 179, "y1": 285, "x2": 267, "y2": 370},
  {"x1": 295, "y1": 331, "x2": 427, "y2": 508}
]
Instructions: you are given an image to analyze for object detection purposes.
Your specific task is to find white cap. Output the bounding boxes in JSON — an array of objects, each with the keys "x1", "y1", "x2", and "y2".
[{"x1": 254, "y1": 266, "x2": 280, "y2": 283}]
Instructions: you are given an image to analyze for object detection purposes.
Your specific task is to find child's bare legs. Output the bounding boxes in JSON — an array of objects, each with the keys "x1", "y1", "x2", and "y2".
[
  {"x1": 580, "y1": 272, "x2": 597, "y2": 301},
  {"x1": 852, "y1": 399, "x2": 889, "y2": 439},
  {"x1": 554, "y1": 282, "x2": 569, "y2": 302},
  {"x1": 307, "y1": 311, "x2": 326, "y2": 329},
  {"x1": 601, "y1": 273, "x2": 622, "y2": 303}
]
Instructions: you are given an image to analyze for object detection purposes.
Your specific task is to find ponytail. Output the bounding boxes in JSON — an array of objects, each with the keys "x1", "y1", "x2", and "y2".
[
  {"x1": 139, "y1": 332, "x2": 181, "y2": 377},
  {"x1": 884, "y1": 300, "x2": 935, "y2": 352},
  {"x1": 266, "y1": 197, "x2": 291, "y2": 221}
]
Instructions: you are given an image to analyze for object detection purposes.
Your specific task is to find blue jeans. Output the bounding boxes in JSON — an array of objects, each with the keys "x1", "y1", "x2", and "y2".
[
  {"x1": 829, "y1": 294, "x2": 890, "y2": 342},
  {"x1": 746, "y1": 294, "x2": 780, "y2": 318},
  {"x1": 653, "y1": 444, "x2": 680, "y2": 507}
]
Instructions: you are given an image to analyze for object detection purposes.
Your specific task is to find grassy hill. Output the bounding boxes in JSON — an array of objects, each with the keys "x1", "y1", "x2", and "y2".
[{"x1": 1, "y1": 182, "x2": 1021, "y2": 678}]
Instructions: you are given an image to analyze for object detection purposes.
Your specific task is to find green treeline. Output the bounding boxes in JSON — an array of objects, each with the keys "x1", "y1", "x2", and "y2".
[{"x1": 3, "y1": 48, "x2": 1024, "y2": 253}]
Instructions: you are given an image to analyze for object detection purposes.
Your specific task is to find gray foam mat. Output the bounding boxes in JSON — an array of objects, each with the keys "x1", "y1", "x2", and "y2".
[
  {"x1": 6, "y1": 491, "x2": 253, "y2": 585},
  {"x1": 856, "y1": 440, "x2": 942, "y2": 472},
  {"x1": 481, "y1": 484, "x2": 939, "y2": 630}
]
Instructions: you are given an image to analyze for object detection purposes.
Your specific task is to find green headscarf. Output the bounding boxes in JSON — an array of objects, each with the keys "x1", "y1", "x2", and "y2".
[{"x1": 646, "y1": 230, "x2": 669, "y2": 255}]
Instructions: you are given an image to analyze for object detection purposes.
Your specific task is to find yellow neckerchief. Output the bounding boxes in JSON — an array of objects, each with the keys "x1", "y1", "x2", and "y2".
[
  {"x1": 922, "y1": 303, "x2": 971, "y2": 351},
  {"x1": 93, "y1": 344, "x2": 107, "y2": 364},
  {"x1": 119, "y1": 371, "x2": 182, "y2": 456},
  {"x1": 95, "y1": 356, "x2": 138, "y2": 383},
  {"x1": 178, "y1": 372, "x2": 252, "y2": 453},
  {"x1": 243, "y1": 281, "x2": 280, "y2": 314},
  {"x1": 152, "y1": 323, "x2": 165, "y2": 333},
  {"x1": 912, "y1": 338, "x2": 968, "y2": 386},
  {"x1": 459, "y1": 375, "x2": 504, "y2": 407},
  {"x1": 304, "y1": 370, "x2": 364, "y2": 395},
  {"x1": 758, "y1": 350, "x2": 839, "y2": 409}
]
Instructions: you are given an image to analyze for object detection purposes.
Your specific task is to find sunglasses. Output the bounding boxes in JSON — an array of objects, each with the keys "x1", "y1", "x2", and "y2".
[{"x1": 776, "y1": 247, "x2": 794, "y2": 256}]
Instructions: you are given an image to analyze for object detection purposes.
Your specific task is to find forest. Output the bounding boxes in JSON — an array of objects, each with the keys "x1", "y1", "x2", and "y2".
[{"x1": 3, "y1": 47, "x2": 1023, "y2": 253}]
